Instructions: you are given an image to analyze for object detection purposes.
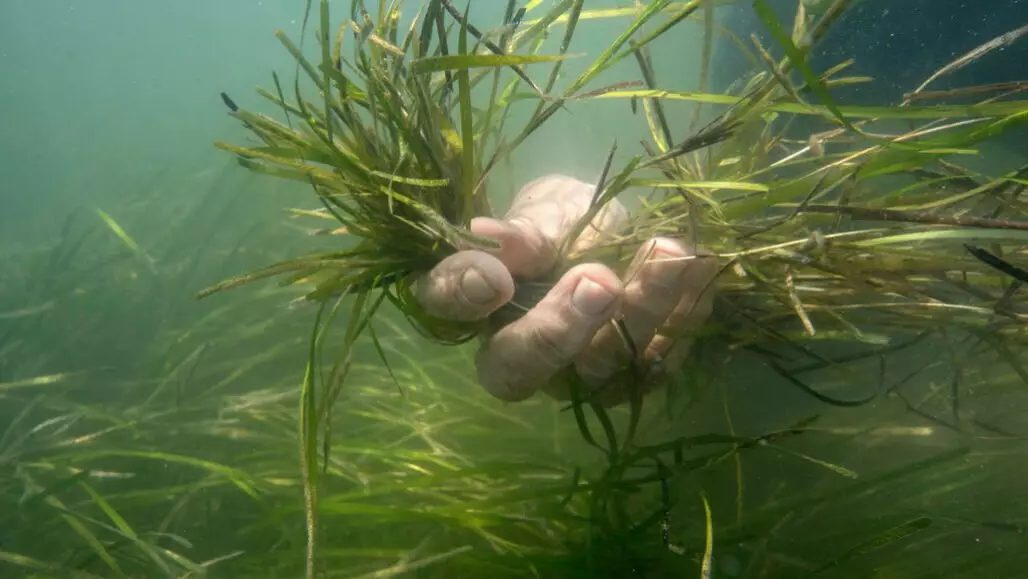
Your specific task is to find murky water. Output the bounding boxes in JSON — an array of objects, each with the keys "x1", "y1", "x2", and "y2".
[{"x1": 2, "y1": 1, "x2": 1027, "y2": 577}]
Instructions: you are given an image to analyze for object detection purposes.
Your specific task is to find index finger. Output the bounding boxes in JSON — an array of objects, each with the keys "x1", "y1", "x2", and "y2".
[
  {"x1": 505, "y1": 175, "x2": 627, "y2": 254},
  {"x1": 469, "y1": 217, "x2": 556, "y2": 279}
]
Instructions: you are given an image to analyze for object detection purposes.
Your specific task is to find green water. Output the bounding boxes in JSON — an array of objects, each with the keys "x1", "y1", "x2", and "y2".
[{"x1": 2, "y1": 1, "x2": 1028, "y2": 578}]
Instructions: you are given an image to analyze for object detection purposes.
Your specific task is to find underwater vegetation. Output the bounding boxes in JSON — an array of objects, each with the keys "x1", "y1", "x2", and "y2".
[{"x1": 3, "y1": 0, "x2": 1028, "y2": 577}]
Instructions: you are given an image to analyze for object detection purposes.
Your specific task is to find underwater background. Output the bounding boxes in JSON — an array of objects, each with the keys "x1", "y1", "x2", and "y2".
[{"x1": 2, "y1": 1, "x2": 1028, "y2": 578}]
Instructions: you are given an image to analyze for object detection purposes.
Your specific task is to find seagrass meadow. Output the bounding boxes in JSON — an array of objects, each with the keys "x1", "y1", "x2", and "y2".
[{"x1": 2, "y1": 0, "x2": 1028, "y2": 578}]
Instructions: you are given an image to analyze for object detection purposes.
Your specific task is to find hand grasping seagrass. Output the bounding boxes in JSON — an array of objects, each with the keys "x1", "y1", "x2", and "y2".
[{"x1": 416, "y1": 175, "x2": 718, "y2": 407}]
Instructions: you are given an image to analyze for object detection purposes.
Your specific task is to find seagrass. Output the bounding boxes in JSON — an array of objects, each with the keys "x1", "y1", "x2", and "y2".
[{"x1": 201, "y1": 1, "x2": 1028, "y2": 577}]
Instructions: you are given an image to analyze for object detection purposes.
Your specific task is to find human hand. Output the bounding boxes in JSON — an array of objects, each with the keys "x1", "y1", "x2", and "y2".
[{"x1": 416, "y1": 174, "x2": 718, "y2": 407}]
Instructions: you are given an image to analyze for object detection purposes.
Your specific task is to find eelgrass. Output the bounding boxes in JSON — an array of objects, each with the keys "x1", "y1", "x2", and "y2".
[
  {"x1": 604, "y1": 2, "x2": 1028, "y2": 410},
  {"x1": 202, "y1": 0, "x2": 731, "y2": 339},
  {"x1": 203, "y1": 2, "x2": 745, "y2": 575},
  {"x1": 4, "y1": 146, "x2": 1028, "y2": 577},
  {"x1": 205, "y1": 0, "x2": 1028, "y2": 404},
  {"x1": 0, "y1": 202, "x2": 776, "y2": 578},
  {"x1": 200, "y1": 1, "x2": 1028, "y2": 576}
]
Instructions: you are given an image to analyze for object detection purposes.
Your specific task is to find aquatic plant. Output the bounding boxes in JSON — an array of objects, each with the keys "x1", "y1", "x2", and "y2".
[
  {"x1": 199, "y1": 0, "x2": 1028, "y2": 576},
  {"x1": 3, "y1": 153, "x2": 1028, "y2": 577},
  {"x1": 6, "y1": 0, "x2": 1028, "y2": 578},
  {"x1": 5, "y1": 190, "x2": 1028, "y2": 579}
]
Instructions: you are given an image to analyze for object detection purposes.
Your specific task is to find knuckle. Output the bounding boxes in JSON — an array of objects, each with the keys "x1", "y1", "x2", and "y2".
[
  {"x1": 576, "y1": 345, "x2": 623, "y2": 383},
  {"x1": 526, "y1": 323, "x2": 577, "y2": 370}
]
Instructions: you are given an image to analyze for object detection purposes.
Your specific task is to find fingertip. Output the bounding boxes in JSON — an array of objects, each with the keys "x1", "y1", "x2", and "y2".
[
  {"x1": 474, "y1": 264, "x2": 623, "y2": 403},
  {"x1": 416, "y1": 251, "x2": 514, "y2": 321},
  {"x1": 565, "y1": 263, "x2": 623, "y2": 317},
  {"x1": 469, "y1": 217, "x2": 508, "y2": 239}
]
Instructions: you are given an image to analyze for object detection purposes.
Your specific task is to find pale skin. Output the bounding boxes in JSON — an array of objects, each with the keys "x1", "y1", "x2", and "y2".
[{"x1": 416, "y1": 174, "x2": 719, "y2": 407}]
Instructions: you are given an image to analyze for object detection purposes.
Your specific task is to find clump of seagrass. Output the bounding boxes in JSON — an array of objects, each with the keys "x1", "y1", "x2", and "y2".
[
  {"x1": 201, "y1": 0, "x2": 725, "y2": 345},
  {"x1": 201, "y1": 2, "x2": 740, "y2": 578},
  {"x1": 598, "y1": 0, "x2": 1028, "y2": 412},
  {"x1": 509, "y1": 3, "x2": 1028, "y2": 572},
  {"x1": 201, "y1": 0, "x2": 1028, "y2": 577}
]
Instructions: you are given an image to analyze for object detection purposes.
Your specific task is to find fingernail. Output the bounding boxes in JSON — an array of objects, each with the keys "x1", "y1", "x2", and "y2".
[
  {"x1": 461, "y1": 268, "x2": 497, "y2": 305},
  {"x1": 572, "y1": 278, "x2": 617, "y2": 316}
]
